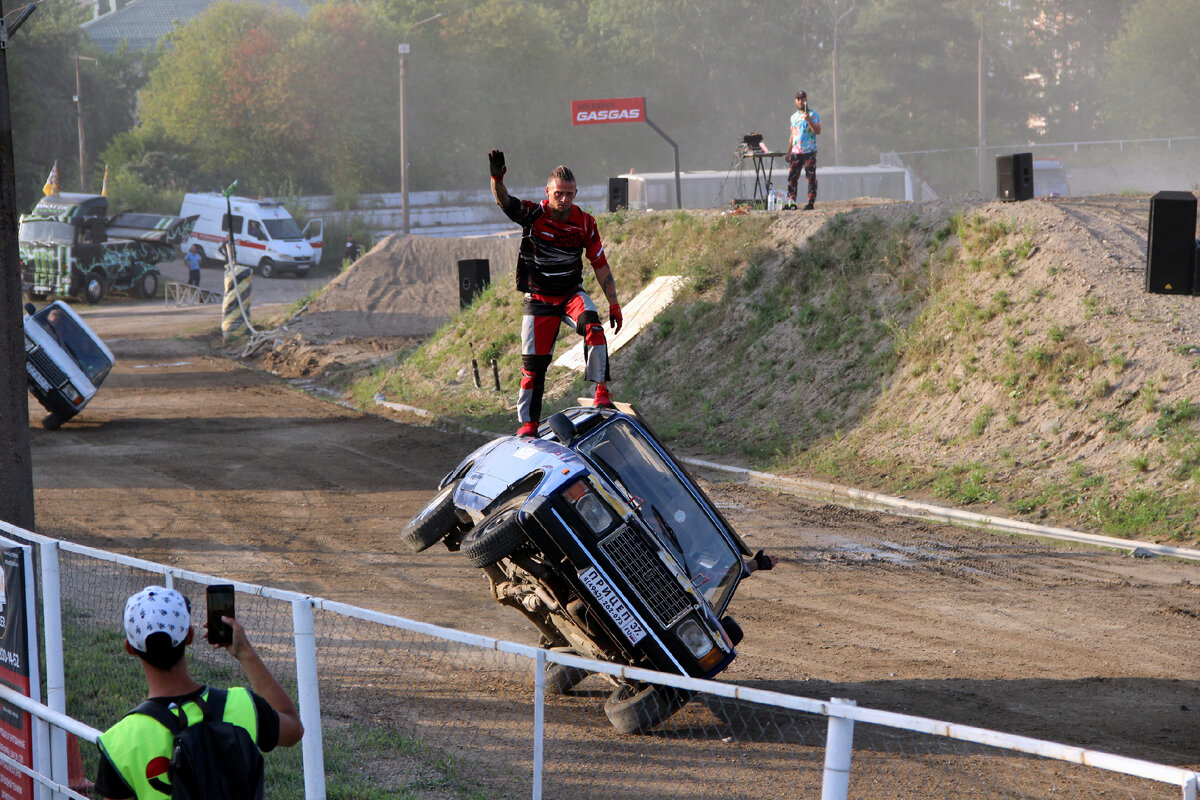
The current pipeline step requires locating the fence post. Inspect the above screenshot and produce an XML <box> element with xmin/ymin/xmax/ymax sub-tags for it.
<box><xmin>291</xmin><ymin>598</ymin><xmax>326</xmax><ymax>800</ymax></box>
<box><xmin>532</xmin><ymin>650</ymin><xmax>545</xmax><ymax>800</ymax></box>
<box><xmin>39</xmin><ymin>541</ymin><xmax>68</xmax><ymax>799</ymax></box>
<box><xmin>1183</xmin><ymin>772</ymin><xmax>1198</xmax><ymax>800</ymax></box>
<box><xmin>821</xmin><ymin>697</ymin><xmax>856</xmax><ymax>800</ymax></box>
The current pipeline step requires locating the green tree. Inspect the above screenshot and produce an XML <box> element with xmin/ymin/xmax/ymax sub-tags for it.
<box><xmin>1005</xmin><ymin>0</ymin><xmax>1134</xmax><ymax>141</ymax></box>
<box><xmin>283</xmin><ymin>3</ymin><xmax>401</xmax><ymax>199</ymax></box>
<box><xmin>838</xmin><ymin>0</ymin><xmax>981</xmax><ymax>162</ymax></box>
<box><xmin>135</xmin><ymin>2</ymin><xmax>306</xmax><ymax>193</ymax></box>
<box><xmin>6</xmin><ymin>0</ymin><xmax>145</xmax><ymax>206</ymax></box>
<box><xmin>404</xmin><ymin>0</ymin><xmax>577</xmax><ymax>189</ymax></box>
<box><xmin>1104</xmin><ymin>0</ymin><xmax>1200</xmax><ymax>137</ymax></box>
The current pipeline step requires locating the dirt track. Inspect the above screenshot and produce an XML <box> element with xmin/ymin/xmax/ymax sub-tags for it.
<box><xmin>26</xmin><ymin>245</ymin><xmax>1200</xmax><ymax>773</ymax></box>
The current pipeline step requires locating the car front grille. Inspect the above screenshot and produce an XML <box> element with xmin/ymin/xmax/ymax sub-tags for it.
<box><xmin>27</xmin><ymin>348</ymin><xmax>67</xmax><ymax>388</ymax></box>
<box><xmin>599</xmin><ymin>525</ymin><xmax>691</xmax><ymax>627</ymax></box>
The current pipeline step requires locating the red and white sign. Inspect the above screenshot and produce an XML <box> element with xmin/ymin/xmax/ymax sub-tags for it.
<box><xmin>571</xmin><ymin>97</ymin><xmax>645</xmax><ymax>126</ymax></box>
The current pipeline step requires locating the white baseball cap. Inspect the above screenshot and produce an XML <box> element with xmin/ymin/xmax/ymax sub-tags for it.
<box><xmin>124</xmin><ymin>586</ymin><xmax>191</xmax><ymax>651</ymax></box>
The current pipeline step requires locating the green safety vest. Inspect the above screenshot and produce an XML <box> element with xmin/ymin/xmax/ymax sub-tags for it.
<box><xmin>97</xmin><ymin>686</ymin><xmax>259</xmax><ymax>799</ymax></box>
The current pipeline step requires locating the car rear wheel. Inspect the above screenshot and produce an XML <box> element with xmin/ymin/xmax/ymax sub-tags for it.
<box><xmin>82</xmin><ymin>271</ymin><xmax>106</xmax><ymax>305</ymax></box>
<box><xmin>400</xmin><ymin>483</ymin><xmax>462</xmax><ymax>552</ymax></box>
<box><xmin>604</xmin><ymin>682</ymin><xmax>694</xmax><ymax>734</ymax></box>
<box><xmin>461</xmin><ymin>495</ymin><xmax>528</xmax><ymax>568</ymax></box>
<box><xmin>545</xmin><ymin>661</ymin><xmax>591</xmax><ymax>695</ymax></box>
<box><xmin>134</xmin><ymin>271</ymin><xmax>159</xmax><ymax>299</ymax></box>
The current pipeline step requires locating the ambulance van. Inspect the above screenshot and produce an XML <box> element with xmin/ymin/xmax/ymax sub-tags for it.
<box><xmin>180</xmin><ymin>193</ymin><xmax>323</xmax><ymax>277</ymax></box>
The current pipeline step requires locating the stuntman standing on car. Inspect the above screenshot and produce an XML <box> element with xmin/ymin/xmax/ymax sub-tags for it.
<box><xmin>488</xmin><ymin>149</ymin><xmax>623</xmax><ymax>436</ymax></box>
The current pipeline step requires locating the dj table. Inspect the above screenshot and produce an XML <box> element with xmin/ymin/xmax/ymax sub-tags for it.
<box><xmin>741</xmin><ymin>150</ymin><xmax>788</xmax><ymax>207</ymax></box>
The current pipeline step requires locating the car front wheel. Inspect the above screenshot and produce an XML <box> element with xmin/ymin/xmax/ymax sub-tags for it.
<box><xmin>400</xmin><ymin>483</ymin><xmax>462</xmax><ymax>552</ymax></box>
<box><xmin>603</xmin><ymin>682</ymin><xmax>694</xmax><ymax>734</ymax></box>
<box><xmin>461</xmin><ymin>495</ymin><xmax>528</xmax><ymax>568</ymax></box>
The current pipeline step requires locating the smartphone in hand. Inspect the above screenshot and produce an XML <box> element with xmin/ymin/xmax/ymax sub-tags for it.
<box><xmin>206</xmin><ymin>584</ymin><xmax>235</xmax><ymax>645</ymax></box>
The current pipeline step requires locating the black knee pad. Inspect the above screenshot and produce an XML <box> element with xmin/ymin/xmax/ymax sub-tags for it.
<box><xmin>521</xmin><ymin>354</ymin><xmax>552</xmax><ymax>373</ymax></box>
<box><xmin>575</xmin><ymin>310</ymin><xmax>601</xmax><ymax>336</ymax></box>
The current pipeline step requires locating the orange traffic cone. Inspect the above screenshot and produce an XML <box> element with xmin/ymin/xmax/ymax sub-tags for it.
<box><xmin>68</xmin><ymin>733</ymin><xmax>93</xmax><ymax>793</ymax></box>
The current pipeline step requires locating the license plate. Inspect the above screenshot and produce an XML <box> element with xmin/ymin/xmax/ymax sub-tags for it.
<box><xmin>27</xmin><ymin>364</ymin><xmax>50</xmax><ymax>392</ymax></box>
<box><xmin>579</xmin><ymin>567</ymin><xmax>646</xmax><ymax>645</ymax></box>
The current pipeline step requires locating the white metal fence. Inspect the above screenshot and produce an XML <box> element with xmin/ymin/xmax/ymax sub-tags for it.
<box><xmin>1</xmin><ymin>518</ymin><xmax>1195</xmax><ymax>800</ymax></box>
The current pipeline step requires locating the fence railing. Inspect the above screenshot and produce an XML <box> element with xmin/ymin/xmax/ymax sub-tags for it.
<box><xmin>2</xmin><ymin>518</ymin><xmax>1195</xmax><ymax>800</ymax></box>
<box><xmin>164</xmin><ymin>280</ymin><xmax>222</xmax><ymax>307</ymax></box>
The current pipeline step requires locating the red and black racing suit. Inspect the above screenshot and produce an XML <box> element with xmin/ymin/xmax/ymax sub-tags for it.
<box><xmin>499</xmin><ymin>195</ymin><xmax>611</xmax><ymax>425</ymax></box>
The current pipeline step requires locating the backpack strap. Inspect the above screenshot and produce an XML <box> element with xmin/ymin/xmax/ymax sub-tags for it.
<box><xmin>132</xmin><ymin>687</ymin><xmax>228</xmax><ymax>731</ymax></box>
<box><xmin>131</xmin><ymin>699</ymin><xmax>184</xmax><ymax>734</ymax></box>
<box><xmin>202</xmin><ymin>688</ymin><xmax>227</xmax><ymax>721</ymax></box>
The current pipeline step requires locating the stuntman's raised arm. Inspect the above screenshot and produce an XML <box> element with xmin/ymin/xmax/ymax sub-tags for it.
<box><xmin>489</xmin><ymin>149</ymin><xmax>511</xmax><ymax>207</ymax></box>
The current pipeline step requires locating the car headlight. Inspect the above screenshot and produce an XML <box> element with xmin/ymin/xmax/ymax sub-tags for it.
<box><xmin>63</xmin><ymin>383</ymin><xmax>84</xmax><ymax>406</ymax></box>
<box><xmin>564</xmin><ymin>480</ymin><xmax>615</xmax><ymax>533</ymax></box>
<box><xmin>675</xmin><ymin>618</ymin><xmax>715</xmax><ymax>661</ymax></box>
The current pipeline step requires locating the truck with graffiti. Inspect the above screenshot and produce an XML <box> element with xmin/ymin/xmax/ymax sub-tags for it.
<box><xmin>19</xmin><ymin>193</ymin><xmax>197</xmax><ymax>304</ymax></box>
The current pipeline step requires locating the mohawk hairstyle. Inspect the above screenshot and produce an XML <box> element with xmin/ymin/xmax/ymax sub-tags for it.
<box><xmin>548</xmin><ymin>165</ymin><xmax>576</xmax><ymax>184</ymax></box>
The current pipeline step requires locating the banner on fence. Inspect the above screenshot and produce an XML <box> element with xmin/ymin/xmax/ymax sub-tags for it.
<box><xmin>0</xmin><ymin>541</ymin><xmax>36</xmax><ymax>799</ymax></box>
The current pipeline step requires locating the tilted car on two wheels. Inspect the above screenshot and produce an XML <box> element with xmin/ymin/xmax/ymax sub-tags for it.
<box><xmin>402</xmin><ymin>404</ymin><xmax>754</xmax><ymax>733</ymax></box>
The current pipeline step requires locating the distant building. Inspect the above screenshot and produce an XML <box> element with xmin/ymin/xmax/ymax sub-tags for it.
<box><xmin>81</xmin><ymin>0</ymin><xmax>309</xmax><ymax>54</ymax></box>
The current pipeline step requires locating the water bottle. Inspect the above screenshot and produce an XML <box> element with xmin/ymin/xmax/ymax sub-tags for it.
<box><xmin>767</xmin><ymin>191</ymin><xmax>777</xmax><ymax>211</ymax></box>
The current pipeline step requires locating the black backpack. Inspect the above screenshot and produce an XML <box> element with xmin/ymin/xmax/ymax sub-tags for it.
<box><xmin>133</xmin><ymin>688</ymin><xmax>264</xmax><ymax>800</ymax></box>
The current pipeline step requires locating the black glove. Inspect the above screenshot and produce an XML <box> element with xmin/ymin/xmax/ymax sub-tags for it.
<box><xmin>488</xmin><ymin>149</ymin><xmax>506</xmax><ymax>180</ymax></box>
<box><xmin>753</xmin><ymin>549</ymin><xmax>774</xmax><ymax>571</ymax></box>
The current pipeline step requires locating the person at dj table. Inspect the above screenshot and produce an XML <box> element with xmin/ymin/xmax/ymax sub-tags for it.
<box><xmin>786</xmin><ymin>89</ymin><xmax>821</xmax><ymax>210</ymax></box>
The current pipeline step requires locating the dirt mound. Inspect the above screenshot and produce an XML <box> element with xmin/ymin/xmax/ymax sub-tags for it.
<box><xmin>257</xmin><ymin>333</ymin><xmax>425</xmax><ymax>381</ymax></box>
<box><xmin>290</xmin><ymin>233</ymin><xmax>519</xmax><ymax>339</ymax></box>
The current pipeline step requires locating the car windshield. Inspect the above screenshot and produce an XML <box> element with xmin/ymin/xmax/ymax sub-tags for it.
<box><xmin>263</xmin><ymin>218</ymin><xmax>303</xmax><ymax>240</ymax></box>
<box><xmin>576</xmin><ymin>418</ymin><xmax>743</xmax><ymax>611</ymax></box>
<box><xmin>20</xmin><ymin>219</ymin><xmax>75</xmax><ymax>244</ymax></box>
<box><xmin>32</xmin><ymin>308</ymin><xmax>112</xmax><ymax>385</ymax></box>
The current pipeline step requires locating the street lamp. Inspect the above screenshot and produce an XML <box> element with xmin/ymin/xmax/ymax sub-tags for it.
<box><xmin>74</xmin><ymin>54</ymin><xmax>97</xmax><ymax>192</ymax></box>
<box><xmin>399</xmin><ymin>12</ymin><xmax>441</xmax><ymax>235</ymax></box>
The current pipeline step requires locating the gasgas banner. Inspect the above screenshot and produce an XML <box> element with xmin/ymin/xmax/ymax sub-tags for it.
<box><xmin>571</xmin><ymin>97</ymin><xmax>645</xmax><ymax>126</ymax></box>
<box><xmin>0</xmin><ymin>542</ymin><xmax>34</xmax><ymax>800</ymax></box>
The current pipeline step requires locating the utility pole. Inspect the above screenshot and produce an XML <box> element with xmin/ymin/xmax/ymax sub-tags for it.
<box><xmin>74</xmin><ymin>54</ymin><xmax>97</xmax><ymax>192</ymax></box>
<box><xmin>977</xmin><ymin>2</ymin><xmax>989</xmax><ymax>195</ymax></box>
<box><xmin>1</xmin><ymin>1</ymin><xmax>40</xmax><ymax>530</ymax></box>
<box><xmin>399</xmin><ymin>12</ymin><xmax>440</xmax><ymax>236</ymax></box>
<box><xmin>830</xmin><ymin>4</ymin><xmax>854</xmax><ymax>167</ymax></box>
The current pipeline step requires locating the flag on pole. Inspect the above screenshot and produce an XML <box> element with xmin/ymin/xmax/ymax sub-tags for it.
<box><xmin>42</xmin><ymin>161</ymin><xmax>58</xmax><ymax>196</ymax></box>
<box><xmin>101</xmin><ymin>164</ymin><xmax>109</xmax><ymax>197</ymax></box>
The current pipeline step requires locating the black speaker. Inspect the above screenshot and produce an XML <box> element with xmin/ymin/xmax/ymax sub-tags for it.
<box><xmin>996</xmin><ymin>153</ymin><xmax>1033</xmax><ymax>201</ymax></box>
<box><xmin>458</xmin><ymin>259</ymin><xmax>490</xmax><ymax>308</ymax></box>
<box><xmin>1144</xmin><ymin>191</ymin><xmax>1197</xmax><ymax>294</ymax></box>
<box><xmin>607</xmin><ymin>177</ymin><xmax>629</xmax><ymax>212</ymax></box>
